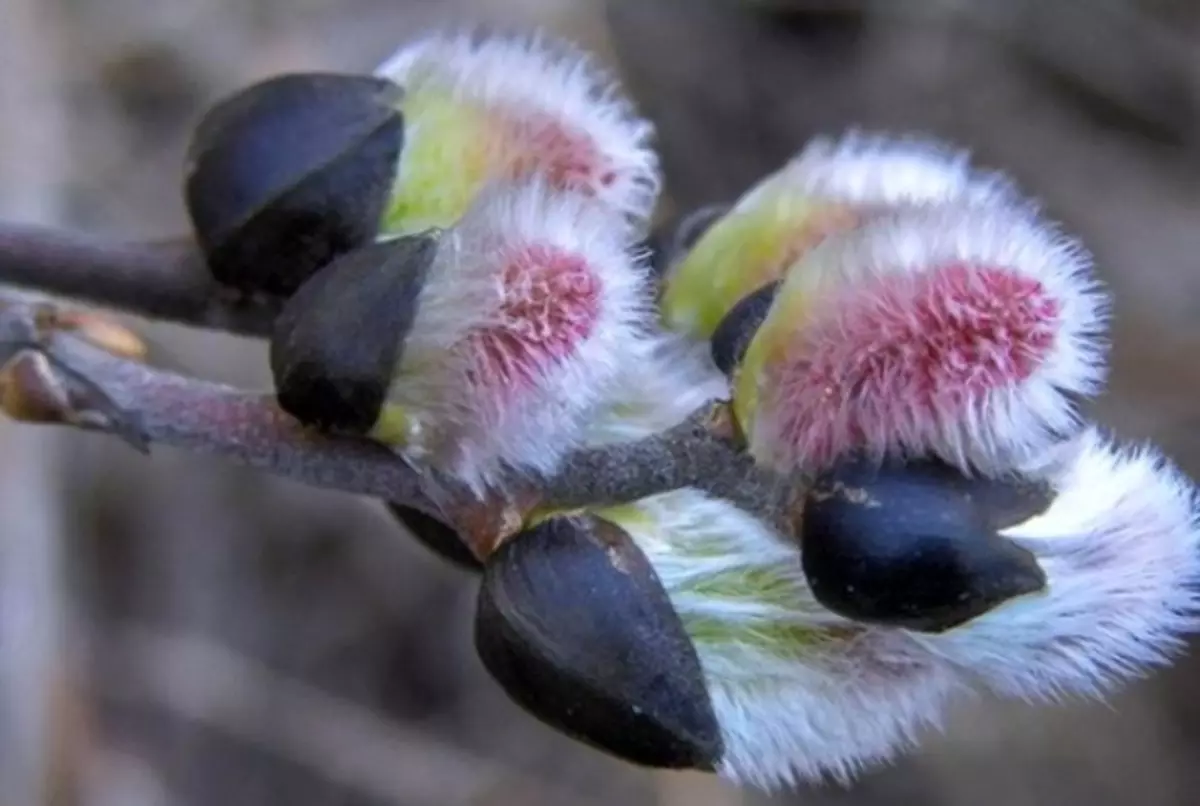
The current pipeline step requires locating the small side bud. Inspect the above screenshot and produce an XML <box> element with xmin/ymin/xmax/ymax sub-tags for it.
<box><xmin>50</xmin><ymin>310</ymin><xmax>148</xmax><ymax>361</ymax></box>
<box><xmin>800</xmin><ymin>457</ymin><xmax>1050</xmax><ymax>632</ymax></box>
<box><xmin>376</xmin><ymin>30</ymin><xmax>660</xmax><ymax>235</ymax></box>
<box><xmin>185</xmin><ymin>73</ymin><xmax>405</xmax><ymax>297</ymax></box>
<box><xmin>269</xmin><ymin>234</ymin><xmax>437</xmax><ymax>435</ymax></box>
<box><xmin>376</xmin><ymin>180</ymin><xmax>652</xmax><ymax>493</ymax></box>
<box><xmin>738</xmin><ymin>202</ymin><xmax>1109</xmax><ymax>476</ymax></box>
<box><xmin>0</xmin><ymin>350</ymin><xmax>149</xmax><ymax>452</ymax></box>
<box><xmin>661</xmin><ymin>130</ymin><xmax>1013</xmax><ymax>340</ymax></box>
<box><xmin>0</xmin><ymin>351</ymin><xmax>72</xmax><ymax>425</ymax></box>
<box><xmin>476</xmin><ymin>514</ymin><xmax>723</xmax><ymax>769</ymax></box>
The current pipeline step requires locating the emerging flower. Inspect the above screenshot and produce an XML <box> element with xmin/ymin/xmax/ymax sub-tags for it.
<box><xmin>567</xmin><ymin>426</ymin><xmax>1200</xmax><ymax>789</ymax></box>
<box><xmin>594</xmin><ymin>487</ymin><xmax>959</xmax><ymax>787</ymax></box>
<box><xmin>372</xmin><ymin>179</ymin><xmax>653</xmax><ymax>493</ymax></box>
<box><xmin>736</xmin><ymin>201</ymin><xmax>1109</xmax><ymax>476</ymax></box>
<box><xmin>376</xmin><ymin>30</ymin><xmax>661</xmax><ymax>236</ymax></box>
<box><xmin>660</xmin><ymin>131</ymin><xmax>1015</xmax><ymax>340</ymax></box>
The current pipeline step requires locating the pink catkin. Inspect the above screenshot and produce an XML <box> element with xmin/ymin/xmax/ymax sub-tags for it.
<box><xmin>504</xmin><ymin>112</ymin><xmax>618</xmax><ymax>194</ymax></box>
<box><xmin>763</xmin><ymin>263</ymin><xmax>1060</xmax><ymax>469</ymax></box>
<box><xmin>462</xmin><ymin>243</ymin><xmax>602</xmax><ymax>401</ymax></box>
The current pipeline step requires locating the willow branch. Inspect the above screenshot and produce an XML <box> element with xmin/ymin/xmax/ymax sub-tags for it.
<box><xmin>0</xmin><ymin>218</ymin><xmax>699</xmax><ymax>341</ymax></box>
<box><xmin>530</xmin><ymin>405</ymin><xmax>798</xmax><ymax>537</ymax></box>
<box><xmin>0</xmin><ymin>289</ymin><xmax>773</xmax><ymax>552</ymax></box>
<box><xmin>0</xmin><ymin>295</ymin><xmax>439</xmax><ymax>501</ymax></box>
<box><xmin>0</xmin><ymin>223</ymin><xmax>279</xmax><ymax>336</ymax></box>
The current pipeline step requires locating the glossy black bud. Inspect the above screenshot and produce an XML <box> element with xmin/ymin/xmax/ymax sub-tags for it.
<box><xmin>476</xmin><ymin>515</ymin><xmax>722</xmax><ymax>770</ymax></box>
<box><xmin>800</xmin><ymin>457</ymin><xmax>1053</xmax><ymax>633</ymax></box>
<box><xmin>185</xmin><ymin>72</ymin><xmax>405</xmax><ymax>297</ymax></box>
<box><xmin>710</xmin><ymin>280</ymin><xmax>779</xmax><ymax>376</ymax></box>
<box><xmin>270</xmin><ymin>234</ymin><xmax>436</xmax><ymax>434</ymax></box>
<box><xmin>386</xmin><ymin>503</ymin><xmax>482</xmax><ymax>572</ymax></box>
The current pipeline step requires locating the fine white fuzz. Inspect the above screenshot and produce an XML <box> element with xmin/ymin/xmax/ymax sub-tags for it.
<box><xmin>583</xmin><ymin>331</ymin><xmax>730</xmax><ymax>445</ymax></box>
<box><xmin>598</xmin><ymin>489</ymin><xmax>961</xmax><ymax>789</ymax></box>
<box><xmin>927</xmin><ymin>427</ymin><xmax>1200</xmax><ymax>699</ymax></box>
<box><xmin>384</xmin><ymin>179</ymin><xmax>652</xmax><ymax>493</ymax></box>
<box><xmin>598</xmin><ymin>429</ymin><xmax>1200</xmax><ymax>789</ymax></box>
<box><xmin>661</xmin><ymin>130</ymin><xmax>1015</xmax><ymax>339</ymax></box>
<box><xmin>744</xmin><ymin>202</ymin><xmax>1110</xmax><ymax>477</ymax></box>
<box><xmin>376</xmin><ymin>29</ymin><xmax>660</xmax><ymax>232</ymax></box>
<box><xmin>764</xmin><ymin>130</ymin><xmax>1017</xmax><ymax>212</ymax></box>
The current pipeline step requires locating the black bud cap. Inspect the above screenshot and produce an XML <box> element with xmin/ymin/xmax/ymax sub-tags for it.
<box><xmin>800</xmin><ymin>457</ymin><xmax>1052</xmax><ymax>633</ymax></box>
<box><xmin>642</xmin><ymin>203</ymin><xmax>731</xmax><ymax>280</ymax></box>
<box><xmin>270</xmin><ymin>234</ymin><xmax>437</xmax><ymax>434</ymax></box>
<box><xmin>710</xmin><ymin>280</ymin><xmax>780</xmax><ymax>376</ymax></box>
<box><xmin>387</xmin><ymin>503</ymin><xmax>482</xmax><ymax>572</ymax></box>
<box><xmin>185</xmin><ymin>72</ymin><xmax>405</xmax><ymax>297</ymax></box>
<box><xmin>673</xmin><ymin>203</ymin><xmax>732</xmax><ymax>261</ymax></box>
<box><xmin>476</xmin><ymin>515</ymin><xmax>723</xmax><ymax>770</ymax></box>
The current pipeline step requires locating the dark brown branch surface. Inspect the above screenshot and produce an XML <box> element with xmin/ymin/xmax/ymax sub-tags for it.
<box><xmin>533</xmin><ymin>403</ymin><xmax>800</xmax><ymax>538</ymax></box>
<box><xmin>0</xmin><ymin>223</ymin><xmax>279</xmax><ymax>336</ymax></box>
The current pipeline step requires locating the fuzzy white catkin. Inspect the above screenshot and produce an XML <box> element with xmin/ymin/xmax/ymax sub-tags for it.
<box><xmin>607</xmin><ymin>426</ymin><xmax>1200</xmax><ymax>790</ymax></box>
<box><xmin>383</xmin><ymin>179</ymin><xmax>655</xmax><ymax>494</ymax></box>
<box><xmin>749</xmin><ymin>200</ymin><xmax>1110</xmax><ymax>479</ymax></box>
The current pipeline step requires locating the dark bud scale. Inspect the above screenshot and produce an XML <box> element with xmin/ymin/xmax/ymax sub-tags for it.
<box><xmin>476</xmin><ymin>514</ymin><xmax>723</xmax><ymax>769</ymax></box>
<box><xmin>185</xmin><ymin>72</ymin><xmax>405</xmax><ymax>297</ymax></box>
<box><xmin>386</xmin><ymin>503</ymin><xmax>482</xmax><ymax>572</ymax></box>
<box><xmin>270</xmin><ymin>234</ymin><xmax>436</xmax><ymax>434</ymax></box>
<box><xmin>709</xmin><ymin>279</ymin><xmax>779</xmax><ymax>377</ymax></box>
<box><xmin>800</xmin><ymin>456</ymin><xmax>1053</xmax><ymax>633</ymax></box>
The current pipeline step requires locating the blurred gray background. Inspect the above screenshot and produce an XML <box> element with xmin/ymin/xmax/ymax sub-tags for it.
<box><xmin>2</xmin><ymin>0</ymin><xmax>1200</xmax><ymax>804</ymax></box>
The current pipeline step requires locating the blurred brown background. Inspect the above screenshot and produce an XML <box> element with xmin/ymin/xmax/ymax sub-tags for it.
<box><xmin>2</xmin><ymin>0</ymin><xmax>1200</xmax><ymax>804</ymax></box>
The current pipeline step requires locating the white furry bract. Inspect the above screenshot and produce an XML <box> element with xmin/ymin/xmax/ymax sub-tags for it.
<box><xmin>386</xmin><ymin>180</ymin><xmax>651</xmax><ymax>493</ymax></box>
<box><xmin>931</xmin><ymin>428</ymin><xmax>1200</xmax><ymax>698</ymax></box>
<box><xmin>783</xmin><ymin>130</ymin><xmax>1015</xmax><ymax>209</ymax></box>
<box><xmin>732</xmin><ymin>130</ymin><xmax>1014</xmax><ymax>217</ymax></box>
<box><xmin>377</xmin><ymin>29</ymin><xmax>661</xmax><ymax>228</ymax></box>
<box><xmin>610</xmin><ymin>427</ymin><xmax>1200</xmax><ymax>790</ymax></box>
